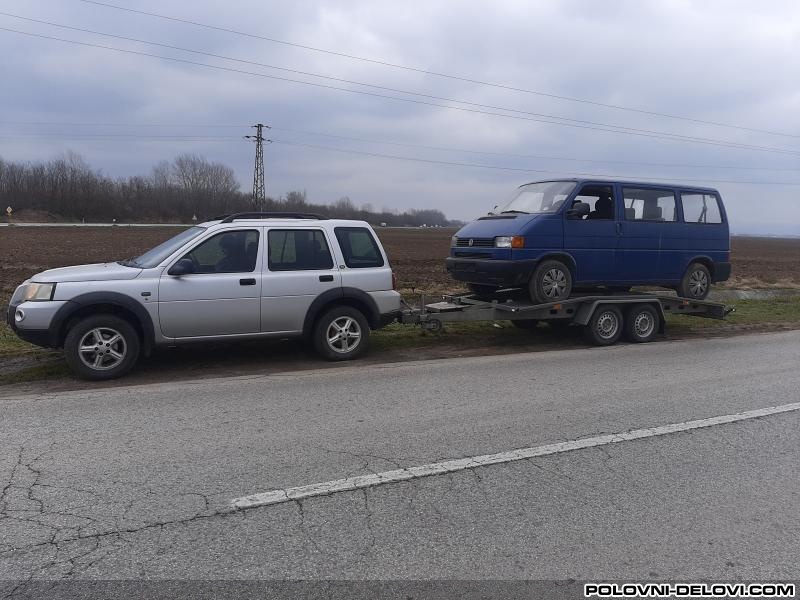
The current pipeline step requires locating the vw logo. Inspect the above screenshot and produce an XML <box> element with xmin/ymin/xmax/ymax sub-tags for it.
<box><xmin>468</xmin><ymin>239</ymin><xmax>474</xmax><ymax>246</ymax></box>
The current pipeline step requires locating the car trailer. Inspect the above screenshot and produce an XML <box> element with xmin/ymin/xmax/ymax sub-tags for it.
<box><xmin>399</xmin><ymin>292</ymin><xmax>734</xmax><ymax>346</ymax></box>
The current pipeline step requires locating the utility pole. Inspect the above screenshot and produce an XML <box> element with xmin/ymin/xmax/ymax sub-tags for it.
<box><xmin>244</xmin><ymin>123</ymin><xmax>270</xmax><ymax>210</ymax></box>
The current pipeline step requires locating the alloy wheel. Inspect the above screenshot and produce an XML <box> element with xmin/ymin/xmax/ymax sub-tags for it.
<box><xmin>326</xmin><ymin>316</ymin><xmax>362</xmax><ymax>354</ymax></box>
<box><xmin>78</xmin><ymin>327</ymin><xmax>127</xmax><ymax>371</ymax></box>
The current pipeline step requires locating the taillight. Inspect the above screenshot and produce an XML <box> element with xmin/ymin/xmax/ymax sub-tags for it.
<box><xmin>392</xmin><ymin>271</ymin><xmax>397</xmax><ymax>290</ymax></box>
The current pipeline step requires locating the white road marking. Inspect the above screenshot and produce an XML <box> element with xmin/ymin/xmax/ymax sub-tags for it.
<box><xmin>232</xmin><ymin>401</ymin><xmax>800</xmax><ymax>510</ymax></box>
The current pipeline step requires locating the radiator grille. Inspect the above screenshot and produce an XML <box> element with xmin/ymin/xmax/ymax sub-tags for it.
<box><xmin>455</xmin><ymin>237</ymin><xmax>494</xmax><ymax>248</ymax></box>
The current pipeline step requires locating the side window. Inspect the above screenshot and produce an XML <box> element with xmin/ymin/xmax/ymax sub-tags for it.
<box><xmin>268</xmin><ymin>229</ymin><xmax>333</xmax><ymax>271</ymax></box>
<box><xmin>681</xmin><ymin>193</ymin><xmax>723</xmax><ymax>224</ymax></box>
<box><xmin>181</xmin><ymin>230</ymin><xmax>259</xmax><ymax>273</ymax></box>
<box><xmin>623</xmin><ymin>188</ymin><xmax>677</xmax><ymax>222</ymax></box>
<box><xmin>334</xmin><ymin>227</ymin><xmax>385</xmax><ymax>268</ymax></box>
<box><xmin>571</xmin><ymin>184</ymin><xmax>615</xmax><ymax>220</ymax></box>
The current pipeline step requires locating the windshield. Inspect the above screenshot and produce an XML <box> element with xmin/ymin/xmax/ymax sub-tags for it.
<box><xmin>497</xmin><ymin>181</ymin><xmax>576</xmax><ymax>214</ymax></box>
<box><xmin>123</xmin><ymin>226</ymin><xmax>207</xmax><ymax>269</ymax></box>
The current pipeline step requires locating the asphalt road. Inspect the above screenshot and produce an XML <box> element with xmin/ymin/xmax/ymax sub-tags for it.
<box><xmin>2</xmin><ymin>330</ymin><xmax>800</xmax><ymax>598</ymax></box>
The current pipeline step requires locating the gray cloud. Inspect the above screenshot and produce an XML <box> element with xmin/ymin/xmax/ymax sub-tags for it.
<box><xmin>0</xmin><ymin>0</ymin><xmax>798</xmax><ymax>233</ymax></box>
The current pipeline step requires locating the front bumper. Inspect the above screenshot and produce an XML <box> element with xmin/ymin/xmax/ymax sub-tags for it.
<box><xmin>445</xmin><ymin>258</ymin><xmax>539</xmax><ymax>287</ymax></box>
<box><xmin>6</xmin><ymin>301</ymin><xmax>65</xmax><ymax>348</ymax></box>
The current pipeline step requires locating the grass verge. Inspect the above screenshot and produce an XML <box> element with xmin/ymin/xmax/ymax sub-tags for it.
<box><xmin>1</xmin><ymin>297</ymin><xmax>799</xmax><ymax>386</ymax></box>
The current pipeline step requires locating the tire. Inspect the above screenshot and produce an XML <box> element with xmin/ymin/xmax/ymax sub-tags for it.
<box><xmin>312</xmin><ymin>306</ymin><xmax>370</xmax><ymax>361</ymax></box>
<box><xmin>63</xmin><ymin>314</ymin><xmax>140</xmax><ymax>381</ymax></box>
<box><xmin>528</xmin><ymin>260</ymin><xmax>573</xmax><ymax>304</ymax></box>
<box><xmin>511</xmin><ymin>319</ymin><xmax>539</xmax><ymax>330</ymax></box>
<box><xmin>468</xmin><ymin>283</ymin><xmax>496</xmax><ymax>297</ymax></box>
<box><xmin>583</xmin><ymin>305</ymin><xmax>623</xmax><ymax>346</ymax></box>
<box><xmin>624</xmin><ymin>304</ymin><xmax>660</xmax><ymax>343</ymax></box>
<box><xmin>677</xmin><ymin>262</ymin><xmax>711</xmax><ymax>300</ymax></box>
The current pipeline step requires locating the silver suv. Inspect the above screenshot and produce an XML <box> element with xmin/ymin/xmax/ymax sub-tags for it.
<box><xmin>7</xmin><ymin>213</ymin><xmax>402</xmax><ymax>380</ymax></box>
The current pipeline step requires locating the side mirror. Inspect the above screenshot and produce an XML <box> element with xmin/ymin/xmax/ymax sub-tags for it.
<box><xmin>168</xmin><ymin>258</ymin><xmax>195</xmax><ymax>276</ymax></box>
<box><xmin>566</xmin><ymin>201</ymin><xmax>590</xmax><ymax>219</ymax></box>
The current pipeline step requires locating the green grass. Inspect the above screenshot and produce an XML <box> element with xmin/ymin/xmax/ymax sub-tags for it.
<box><xmin>0</xmin><ymin>322</ymin><xmax>45</xmax><ymax>357</ymax></box>
<box><xmin>666</xmin><ymin>296</ymin><xmax>800</xmax><ymax>330</ymax></box>
<box><xmin>0</xmin><ymin>360</ymin><xmax>68</xmax><ymax>385</ymax></box>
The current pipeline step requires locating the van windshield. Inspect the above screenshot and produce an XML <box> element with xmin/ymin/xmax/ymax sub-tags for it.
<box><xmin>497</xmin><ymin>181</ymin><xmax>576</xmax><ymax>214</ymax></box>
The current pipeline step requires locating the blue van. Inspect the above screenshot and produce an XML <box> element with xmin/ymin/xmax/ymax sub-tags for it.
<box><xmin>446</xmin><ymin>179</ymin><xmax>730</xmax><ymax>302</ymax></box>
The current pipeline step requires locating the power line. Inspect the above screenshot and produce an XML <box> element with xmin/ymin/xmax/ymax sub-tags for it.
<box><xmin>0</xmin><ymin>134</ymin><xmax>239</xmax><ymax>141</ymax></box>
<box><xmin>2</xmin><ymin>26</ymin><xmax>799</xmax><ymax>157</ymax></box>
<box><xmin>270</xmin><ymin>127</ymin><xmax>800</xmax><ymax>172</ymax></box>
<box><xmin>5</xmin><ymin>13</ymin><xmax>796</xmax><ymax>155</ymax></box>
<box><xmin>267</xmin><ymin>138</ymin><xmax>800</xmax><ymax>186</ymax></box>
<box><xmin>2</xmin><ymin>123</ymin><xmax>799</xmax><ymax>172</ymax></box>
<box><xmin>74</xmin><ymin>0</ymin><xmax>799</xmax><ymax>140</ymax></box>
<box><xmin>2</xmin><ymin>126</ymin><xmax>798</xmax><ymax>184</ymax></box>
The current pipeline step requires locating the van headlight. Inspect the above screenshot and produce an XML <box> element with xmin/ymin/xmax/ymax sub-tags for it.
<box><xmin>451</xmin><ymin>235</ymin><xmax>458</xmax><ymax>248</ymax></box>
<box><xmin>494</xmin><ymin>236</ymin><xmax>524</xmax><ymax>248</ymax></box>
<box><xmin>21</xmin><ymin>282</ymin><xmax>57</xmax><ymax>302</ymax></box>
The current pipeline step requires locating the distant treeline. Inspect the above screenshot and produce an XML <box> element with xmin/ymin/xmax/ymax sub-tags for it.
<box><xmin>0</xmin><ymin>152</ymin><xmax>460</xmax><ymax>227</ymax></box>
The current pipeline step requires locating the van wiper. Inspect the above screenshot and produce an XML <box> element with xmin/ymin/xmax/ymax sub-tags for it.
<box><xmin>500</xmin><ymin>210</ymin><xmax>528</xmax><ymax>214</ymax></box>
<box><xmin>117</xmin><ymin>258</ymin><xmax>140</xmax><ymax>268</ymax></box>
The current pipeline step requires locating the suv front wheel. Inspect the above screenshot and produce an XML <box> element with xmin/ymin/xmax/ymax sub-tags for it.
<box><xmin>64</xmin><ymin>315</ymin><xmax>140</xmax><ymax>380</ymax></box>
<box><xmin>313</xmin><ymin>306</ymin><xmax>370</xmax><ymax>361</ymax></box>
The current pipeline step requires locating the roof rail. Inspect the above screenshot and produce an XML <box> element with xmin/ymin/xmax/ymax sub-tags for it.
<box><xmin>218</xmin><ymin>212</ymin><xmax>329</xmax><ymax>223</ymax></box>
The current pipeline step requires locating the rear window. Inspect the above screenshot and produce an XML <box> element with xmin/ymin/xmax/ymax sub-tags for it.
<box><xmin>268</xmin><ymin>229</ymin><xmax>333</xmax><ymax>271</ymax></box>
<box><xmin>681</xmin><ymin>193</ymin><xmax>723</xmax><ymax>224</ymax></box>
<box><xmin>334</xmin><ymin>227</ymin><xmax>384</xmax><ymax>268</ymax></box>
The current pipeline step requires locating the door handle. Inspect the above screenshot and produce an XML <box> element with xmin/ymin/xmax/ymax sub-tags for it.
<box><xmin>239</xmin><ymin>278</ymin><xmax>256</xmax><ymax>286</ymax></box>
<box><xmin>616</xmin><ymin>222</ymin><xmax>623</xmax><ymax>236</ymax></box>
<box><xmin>319</xmin><ymin>275</ymin><xmax>334</xmax><ymax>282</ymax></box>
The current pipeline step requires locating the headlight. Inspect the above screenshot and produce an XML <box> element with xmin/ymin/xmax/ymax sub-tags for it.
<box><xmin>494</xmin><ymin>236</ymin><xmax>525</xmax><ymax>248</ymax></box>
<box><xmin>21</xmin><ymin>282</ymin><xmax>56</xmax><ymax>302</ymax></box>
<box><xmin>451</xmin><ymin>236</ymin><xmax>458</xmax><ymax>247</ymax></box>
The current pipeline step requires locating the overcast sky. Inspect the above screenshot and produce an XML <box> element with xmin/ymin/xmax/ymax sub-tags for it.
<box><xmin>1</xmin><ymin>0</ymin><xmax>798</xmax><ymax>233</ymax></box>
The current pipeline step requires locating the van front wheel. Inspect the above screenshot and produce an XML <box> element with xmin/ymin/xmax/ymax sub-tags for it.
<box><xmin>677</xmin><ymin>263</ymin><xmax>711</xmax><ymax>300</ymax></box>
<box><xmin>529</xmin><ymin>260</ymin><xmax>572</xmax><ymax>304</ymax></box>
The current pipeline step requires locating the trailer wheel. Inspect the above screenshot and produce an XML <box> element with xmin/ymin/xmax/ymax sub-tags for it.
<box><xmin>511</xmin><ymin>319</ymin><xmax>538</xmax><ymax>330</ymax></box>
<box><xmin>583</xmin><ymin>305</ymin><xmax>623</xmax><ymax>346</ymax></box>
<box><xmin>529</xmin><ymin>260</ymin><xmax>572</xmax><ymax>304</ymax></box>
<box><xmin>624</xmin><ymin>304</ymin><xmax>659</xmax><ymax>343</ymax></box>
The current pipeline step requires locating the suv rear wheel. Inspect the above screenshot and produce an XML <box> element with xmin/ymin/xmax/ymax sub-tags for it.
<box><xmin>64</xmin><ymin>315</ymin><xmax>140</xmax><ymax>380</ymax></box>
<box><xmin>313</xmin><ymin>306</ymin><xmax>370</xmax><ymax>361</ymax></box>
<box><xmin>529</xmin><ymin>260</ymin><xmax>572</xmax><ymax>304</ymax></box>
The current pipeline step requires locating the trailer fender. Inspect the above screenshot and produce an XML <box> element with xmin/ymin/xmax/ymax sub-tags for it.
<box><xmin>574</xmin><ymin>299</ymin><xmax>666</xmax><ymax>331</ymax></box>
